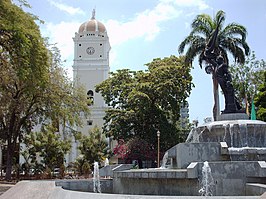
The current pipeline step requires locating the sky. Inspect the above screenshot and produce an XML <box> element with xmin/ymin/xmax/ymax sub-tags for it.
<box><xmin>20</xmin><ymin>0</ymin><xmax>266</xmax><ymax>124</ymax></box>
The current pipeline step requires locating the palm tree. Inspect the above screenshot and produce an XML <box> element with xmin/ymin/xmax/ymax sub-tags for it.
<box><xmin>178</xmin><ymin>10</ymin><xmax>250</xmax><ymax>120</ymax></box>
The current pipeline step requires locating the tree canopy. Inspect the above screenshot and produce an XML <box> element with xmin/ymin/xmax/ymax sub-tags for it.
<box><xmin>22</xmin><ymin>124</ymin><xmax>71</xmax><ymax>175</ymax></box>
<box><xmin>254</xmin><ymin>71</ymin><xmax>266</xmax><ymax>121</ymax></box>
<box><xmin>0</xmin><ymin>0</ymin><xmax>89</xmax><ymax>180</ymax></box>
<box><xmin>96</xmin><ymin>55</ymin><xmax>193</xmax><ymax>152</ymax></box>
<box><xmin>229</xmin><ymin>51</ymin><xmax>266</xmax><ymax>114</ymax></box>
<box><xmin>75</xmin><ymin>127</ymin><xmax>108</xmax><ymax>171</ymax></box>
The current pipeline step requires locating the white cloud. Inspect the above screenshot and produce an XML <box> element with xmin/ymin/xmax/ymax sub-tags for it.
<box><xmin>105</xmin><ymin>0</ymin><xmax>209</xmax><ymax>47</ymax></box>
<box><xmin>160</xmin><ymin>0</ymin><xmax>209</xmax><ymax>10</ymax></box>
<box><xmin>48</xmin><ymin>0</ymin><xmax>85</xmax><ymax>15</ymax></box>
<box><xmin>106</xmin><ymin>1</ymin><xmax>182</xmax><ymax>47</ymax></box>
<box><xmin>42</xmin><ymin>21</ymin><xmax>80</xmax><ymax>59</ymax></box>
<box><xmin>41</xmin><ymin>21</ymin><xmax>80</xmax><ymax>78</ymax></box>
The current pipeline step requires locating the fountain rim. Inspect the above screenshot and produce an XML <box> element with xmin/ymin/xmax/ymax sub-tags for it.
<box><xmin>198</xmin><ymin>119</ymin><xmax>266</xmax><ymax>128</ymax></box>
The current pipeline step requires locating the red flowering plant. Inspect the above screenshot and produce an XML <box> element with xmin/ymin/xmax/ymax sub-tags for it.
<box><xmin>114</xmin><ymin>137</ymin><xmax>157</xmax><ymax>167</ymax></box>
<box><xmin>113</xmin><ymin>139</ymin><xmax>128</xmax><ymax>159</ymax></box>
<box><xmin>127</xmin><ymin>138</ymin><xmax>152</xmax><ymax>160</ymax></box>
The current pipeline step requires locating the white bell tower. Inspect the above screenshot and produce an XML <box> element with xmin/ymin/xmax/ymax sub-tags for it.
<box><xmin>73</xmin><ymin>10</ymin><xmax>111</xmax><ymax>135</ymax></box>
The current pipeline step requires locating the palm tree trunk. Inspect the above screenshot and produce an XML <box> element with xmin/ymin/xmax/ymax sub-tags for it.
<box><xmin>212</xmin><ymin>76</ymin><xmax>220</xmax><ymax>121</ymax></box>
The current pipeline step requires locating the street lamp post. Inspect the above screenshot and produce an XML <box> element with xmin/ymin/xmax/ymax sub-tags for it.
<box><xmin>157</xmin><ymin>130</ymin><xmax>160</xmax><ymax>168</ymax></box>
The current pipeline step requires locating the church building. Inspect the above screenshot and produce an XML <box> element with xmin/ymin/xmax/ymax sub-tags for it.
<box><xmin>66</xmin><ymin>10</ymin><xmax>111</xmax><ymax>164</ymax></box>
<box><xmin>73</xmin><ymin>9</ymin><xmax>111</xmax><ymax>134</ymax></box>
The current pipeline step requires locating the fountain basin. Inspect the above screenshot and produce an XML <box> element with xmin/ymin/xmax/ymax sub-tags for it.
<box><xmin>186</xmin><ymin>120</ymin><xmax>266</xmax><ymax>148</ymax></box>
<box><xmin>55</xmin><ymin>179</ymin><xmax>113</xmax><ymax>193</ymax></box>
<box><xmin>112</xmin><ymin>161</ymin><xmax>266</xmax><ymax>196</ymax></box>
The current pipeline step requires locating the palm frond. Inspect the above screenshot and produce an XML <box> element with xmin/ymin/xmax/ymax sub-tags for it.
<box><xmin>214</xmin><ymin>10</ymin><xmax>225</xmax><ymax>27</ymax></box>
<box><xmin>222</xmin><ymin>23</ymin><xmax>247</xmax><ymax>41</ymax></box>
<box><xmin>241</xmin><ymin>41</ymin><xmax>250</xmax><ymax>56</ymax></box>
<box><xmin>185</xmin><ymin>42</ymin><xmax>205</xmax><ymax>64</ymax></box>
<box><xmin>233</xmin><ymin>46</ymin><xmax>246</xmax><ymax>64</ymax></box>
<box><xmin>223</xmin><ymin>42</ymin><xmax>245</xmax><ymax>64</ymax></box>
<box><xmin>178</xmin><ymin>10</ymin><xmax>250</xmax><ymax>69</ymax></box>
<box><xmin>220</xmin><ymin>36</ymin><xmax>249</xmax><ymax>64</ymax></box>
<box><xmin>198</xmin><ymin>52</ymin><xmax>205</xmax><ymax>68</ymax></box>
<box><xmin>191</xmin><ymin>14</ymin><xmax>212</xmax><ymax>30</ymax></box>
<box><xmin>178</xmin><ymin>35</ymin><xmax>193</xmax><ymax>54</ymax></box>
<box><xmin>190</xmin><ymin>26</ymin><xmax>211</xmax><ymax>39</ymax></box>
<box><xmin>229</xmin><ymin>37</ymin><xmax>250</xmax><ymax>56</ymax></box>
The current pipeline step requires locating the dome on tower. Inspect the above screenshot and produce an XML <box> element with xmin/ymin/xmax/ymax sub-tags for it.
<box><xmin>78</xmin><ymin>9</ymin><xmax>106</xmax><ymax>33</ymax></box>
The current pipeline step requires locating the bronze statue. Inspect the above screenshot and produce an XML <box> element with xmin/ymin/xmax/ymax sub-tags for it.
<box><xmin>203</xmin><ymin>23</ymin><xmax>242</xmax><ymax>114</ymax></box>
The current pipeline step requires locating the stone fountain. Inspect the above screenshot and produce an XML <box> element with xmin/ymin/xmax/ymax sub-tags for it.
<box><xmin>112</xmin><ymin>113</ymin><xmax>266</xmax><ymax>196</ymax></box>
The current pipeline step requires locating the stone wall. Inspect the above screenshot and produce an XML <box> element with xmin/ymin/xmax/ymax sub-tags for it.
<box><xmin>113</xmin><ymin>177</ymin><xmax>199</xmax><ymax>196</ymax></box>
<box><xmin>55</xmin><ymin>179</ymin><xmax>113</xmax><ymax>193</ymax></box>
<box><xmin>169</xmin><ymin>142</ymin><xmax>228</xmax><ymax>169</ymax></box>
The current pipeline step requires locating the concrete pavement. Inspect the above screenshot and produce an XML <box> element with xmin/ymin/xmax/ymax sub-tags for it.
<box><xmin>0</xmin><ymin>180</ymin><xmax>263</xmax><ymax>199</ymax></box>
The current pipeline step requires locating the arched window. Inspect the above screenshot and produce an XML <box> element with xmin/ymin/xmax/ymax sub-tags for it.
<box><xmin>87</xmin><ymin>90</ymin><xmax>94</xmax><ymax>106</ymax></box>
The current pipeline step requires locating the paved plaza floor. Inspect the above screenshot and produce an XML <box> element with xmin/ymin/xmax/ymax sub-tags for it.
<box><xmin>0</xmin><ymin>180</ymin><xmax>265</xmax><ymax>199</ymax></box>
<box><xmin>0</xmin><ymin>183</ymin><xmax>14</xmax><ymax>196</ymax></box>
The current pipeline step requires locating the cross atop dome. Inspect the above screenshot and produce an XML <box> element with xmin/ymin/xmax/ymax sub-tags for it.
<box><xmin>78</xmin><ymin>9</ymin><xmax>107</xmax><ymax>33</ymax></box>
<box><xmin>91</xmin><ymin>8</ymin><xmax>95</xmax><ymax>20</ymax></box>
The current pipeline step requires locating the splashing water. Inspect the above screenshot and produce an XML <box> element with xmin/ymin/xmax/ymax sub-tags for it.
<box><xmin>93</xmin><ymin>162</ymin><xmax>101</xmax><ymax>193</ymax></box>
<box><xmin>104</xmin><ymin>158</ymin><xmax>109</xmax><ymax>166</ymax></box>
<box><xmin>199</xmin><ymin>161</ymin><xmax>215</xmax><ymax>196</ymax></box>
<box><xmin>229</xmin><ymin>124</ymin><xmax>234</xmax><ymax>147</ymax></box>
<box><xmin>186</xmin><ymin>127</ymin><xmax>206</xmax><ymax>143</ymax></box>
<box><xmin>160</xmin><ymin>151</ymin><xmax>168</xmax><ymax>168</ymax></box>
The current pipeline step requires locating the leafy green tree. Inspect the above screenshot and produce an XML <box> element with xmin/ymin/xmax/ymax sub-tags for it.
<box><xmin>178</xmin><ymin>10</ymin><xmax>250</xmax><ymax>120</ymax></box>
<box><xmin>22</xmin><ymin>125</ymin><xmax>71</xmax><ymax>175</ymax></box>
<box><xmin>254</xmin><ymin>71</ymin><xmax>266</xmax><ymax>121</ymax></box>
<box><xmin>0</xmin><ymin>1</ymin><xmax>89</xmax><ymax>180</ymax></box>
<box><xmin>76</xmin><ymin>127</ymin><xmax>108</xmax><ymax>171</ymax></box>
<box><xmin>96</xmin><ymin>55</ymin><xmax>193</xmax><ymax>152</ymax></box>
<box><xmin>229</xmin><ymin>51</ymin><xmax>266</xmax><ymax>114</ymax></box>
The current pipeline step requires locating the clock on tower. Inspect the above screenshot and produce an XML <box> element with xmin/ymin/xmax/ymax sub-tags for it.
<box><xmin>86</xmin><ymin>47</ymin><xmax>95</xmax><ymax>55</ymax></box>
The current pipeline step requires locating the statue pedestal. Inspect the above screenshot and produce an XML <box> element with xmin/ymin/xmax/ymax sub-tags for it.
<box><xmin>217</xmin><ymin>113</ymin><xmax>249</xmax><ymax>121</ymax></box>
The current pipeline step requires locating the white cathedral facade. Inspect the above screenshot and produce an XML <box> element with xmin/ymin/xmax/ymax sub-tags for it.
<box><xmin>73</xmin><ymin>10</ymin><xmax>110</xmax><ymax>134</ymax></box>
<box><xmin>65</xmin><ymin>11</ymin><xmax>111</xmax><ymax>164</ymax></box>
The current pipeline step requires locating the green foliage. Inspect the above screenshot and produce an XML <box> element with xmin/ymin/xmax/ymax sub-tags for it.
<box><xmin>76</xmin><ymin>126</ymin><xmax>108</xmax><ymax>171</ymax></box>
<box><xmin>0</xmin><ymin>0</ymin><xmax>89</xmax><ymax>180</ymax></box>
<box><xmin>72</xmin><ymin>156</ymin><xmax>86</xmax><ymax>175</ymax></box>
<box><xmin>229</xmin><ymin>51</ymin><xmax>266</xmax><ymax>111</ymax></box>
<box><xmin>254</xmin><ymin>71</ymin><xmax>266</xmax><ymax>121</ymax></box>
<box><xmin>178</xmin><ymin>10</ymin><xmax>250</xmax><ymax>66</ymax></box>
<box><xmin>96</xmin><ymin>55</ymin><xmax>193</xmax><ymax>152</ymax></box>
<box><xmin>22</xmin><ymin>124</ymin><xmax>71</xmax><ymax>173</ymax></box>
<box><xmin>14</xmin><ymin>0</ymin><xmax>32</xmax><ymax>9</ymax></box>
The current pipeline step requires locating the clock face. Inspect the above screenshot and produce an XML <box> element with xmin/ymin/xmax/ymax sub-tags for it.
<box><xmin>86</xmin><ymin>47</ymin><xmax>95</xmax><ymax>55</ymax></box>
